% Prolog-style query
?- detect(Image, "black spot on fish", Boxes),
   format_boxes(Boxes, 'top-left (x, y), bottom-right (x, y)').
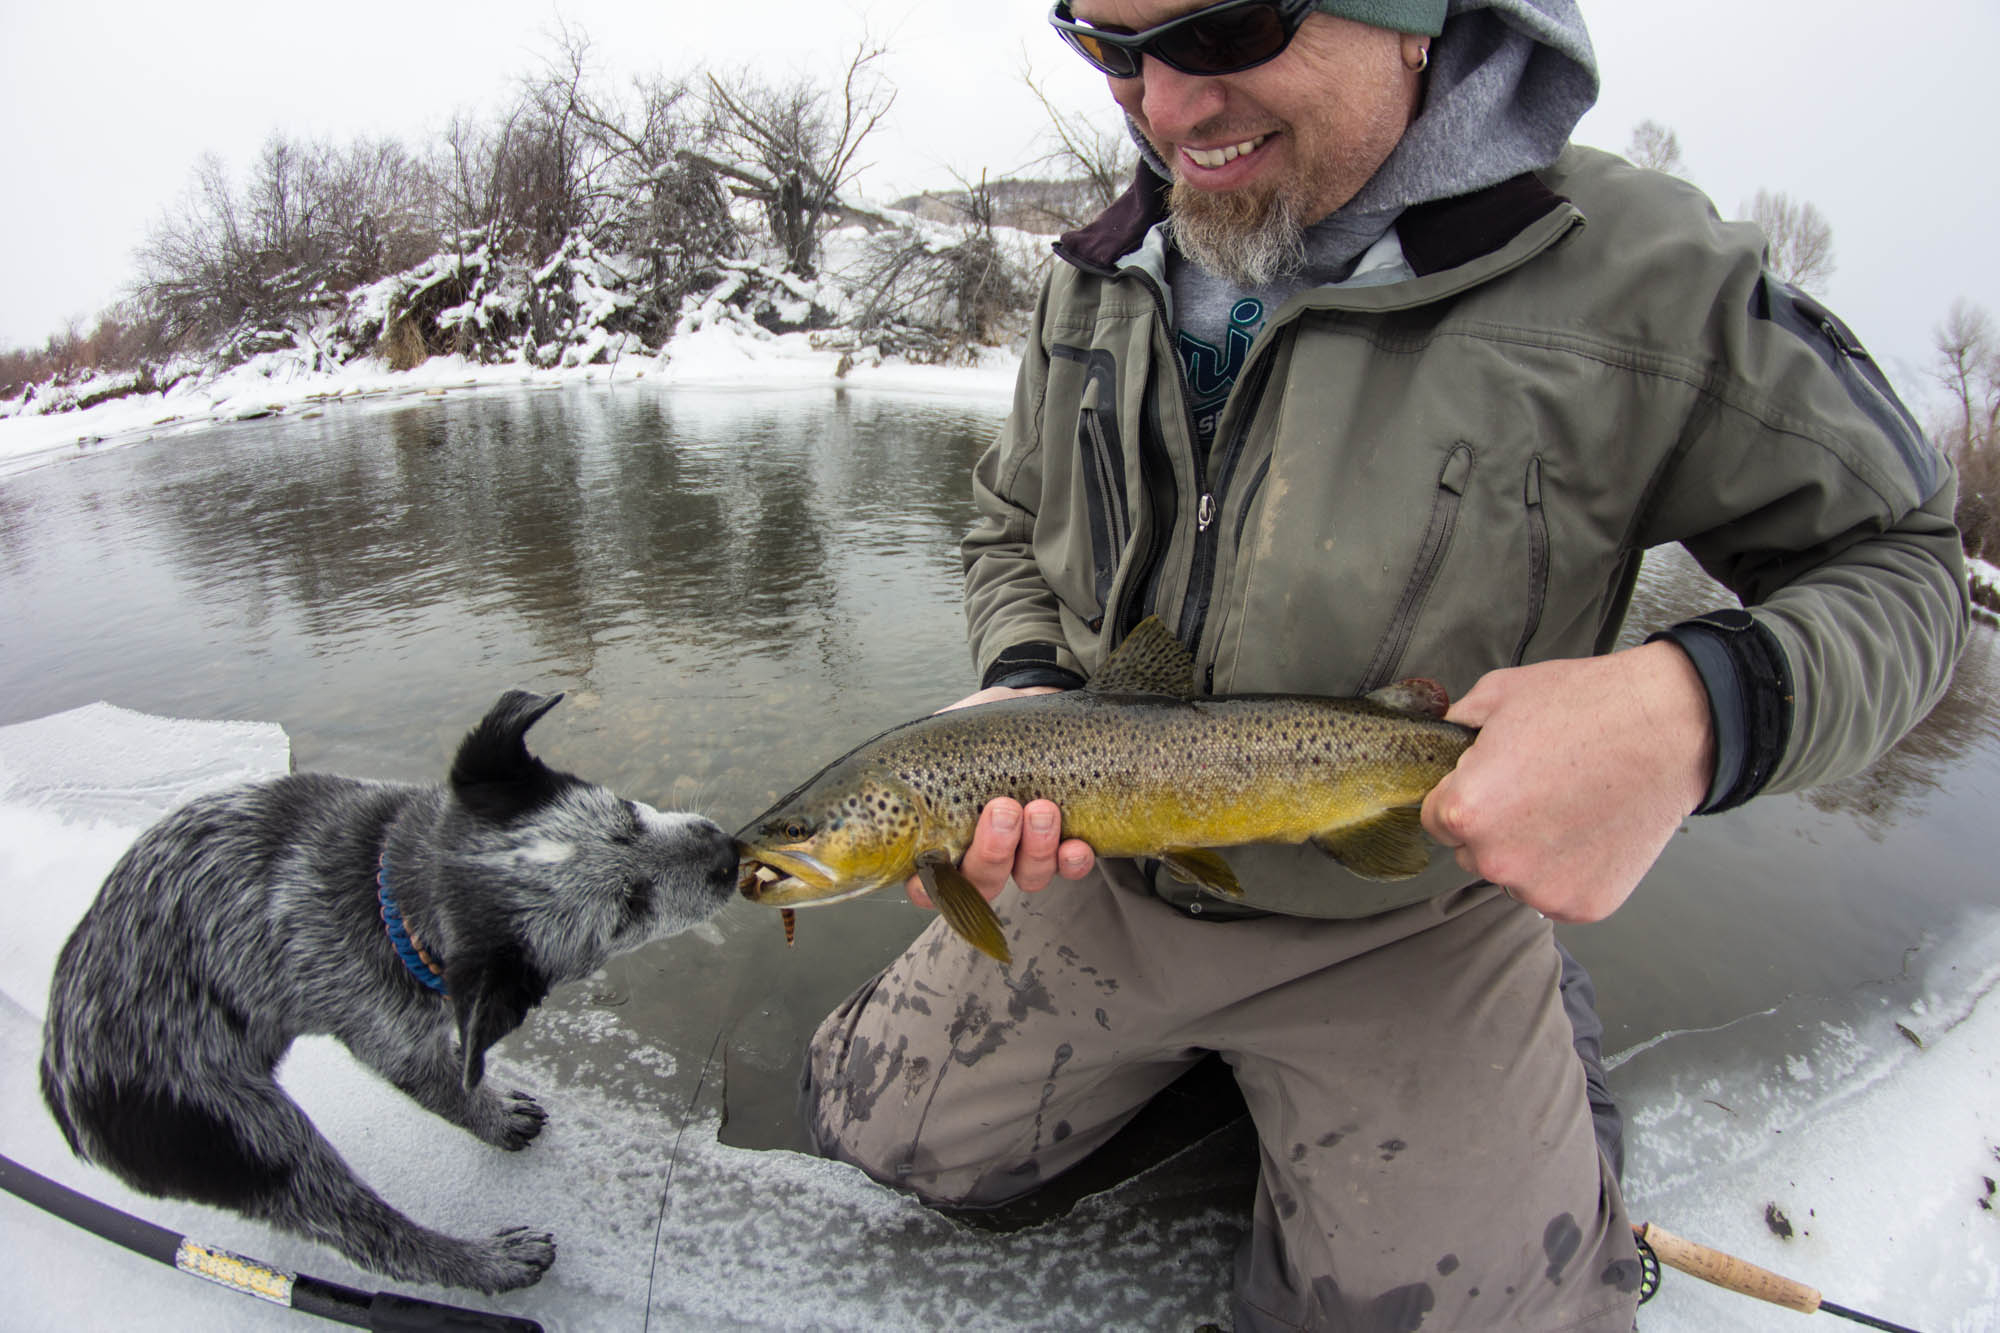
top-left (1289, 1142), bottom-right (1307, 1163)
top-left (1436, 1254), bottom-right (1459, 1277)
top-left (1365, 1283), bottom-right (1435, 1332)
top-left (1543, 1213), bottom-right (1582, 1284)
top-left (1601, 1258), bottom-right (1642, 1293)
top-left (1318, 1130), bottom-right (1344, 1148)
top-left (1275, 1191), bottom-right (1298, 1219)
top-left (1053, 1120), bottom-right (1071, 1142)
top-left (1094, 1008), bottom-right (1110, 1030)
top-left (1378, 1138), bottom-right (1407, 1162)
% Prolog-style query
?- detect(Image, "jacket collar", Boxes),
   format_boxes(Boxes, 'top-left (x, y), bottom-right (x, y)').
top-left (1053, 161), bottom-right (1570, 281)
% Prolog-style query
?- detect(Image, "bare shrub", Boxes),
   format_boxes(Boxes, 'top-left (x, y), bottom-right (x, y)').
top-left (137, 136), bottom-right (437, 357)
top-left (851, 171), bottom-right (1037, 363)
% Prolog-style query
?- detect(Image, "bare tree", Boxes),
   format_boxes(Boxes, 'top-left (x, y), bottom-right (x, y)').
top-left (1624, 119), bottom-right (1687, 176)
top-left (1020, 65), bottom-right (1138, 228)
top-left (693, 41), bottom-right (895, 276)
top-left (1930, 300), bottom-right (2000, 560)
top-left (1743, 188), bottom-right (1837, 295)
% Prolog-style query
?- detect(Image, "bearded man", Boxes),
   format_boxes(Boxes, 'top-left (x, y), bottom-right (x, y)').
top-left (801, 3), bottom-right (1968, 1329)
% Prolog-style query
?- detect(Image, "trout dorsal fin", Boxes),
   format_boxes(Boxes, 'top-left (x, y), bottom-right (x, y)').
top-left (1088, 615), bottom-right (1198, 698)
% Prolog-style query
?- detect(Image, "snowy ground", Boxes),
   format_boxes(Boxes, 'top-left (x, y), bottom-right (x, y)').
top-left (3, 344), bottom-right (1997, 1330)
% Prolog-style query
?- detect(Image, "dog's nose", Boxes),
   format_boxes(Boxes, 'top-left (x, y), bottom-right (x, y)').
top-left (704, 827), bottom-right (741, 885)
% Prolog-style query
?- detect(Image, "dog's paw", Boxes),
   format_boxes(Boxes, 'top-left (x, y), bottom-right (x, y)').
top-left (495, 1090), bottom-right (547, 1150)
top-left (470, 1088), bottom-right (547, 1150)
top-left (469, 1227), bottom-right (556, 1292)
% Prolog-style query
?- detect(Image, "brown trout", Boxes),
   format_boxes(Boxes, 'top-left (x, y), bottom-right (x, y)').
top-left (735, 616), bottom-right (1472, 963)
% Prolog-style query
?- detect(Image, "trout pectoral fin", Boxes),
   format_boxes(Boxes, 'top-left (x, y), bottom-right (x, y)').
top-left (1159, 848), bottom-right (1243, 898)
top-left (916, 851), bottom-right (1012, 965)
top-left (1310, 807), bottom-right (1434, 881)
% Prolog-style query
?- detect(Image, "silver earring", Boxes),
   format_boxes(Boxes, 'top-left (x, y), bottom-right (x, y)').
top-left (1408, 45), bottom-right (1430, 73)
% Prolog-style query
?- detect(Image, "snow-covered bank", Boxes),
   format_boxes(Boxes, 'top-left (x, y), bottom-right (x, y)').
top-left (2, 704), bottom-right (1996, 1331)
top-left (0, 320), bottom-right (1020, 481)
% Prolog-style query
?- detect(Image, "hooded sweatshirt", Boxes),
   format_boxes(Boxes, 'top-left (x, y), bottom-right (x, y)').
top-left (1160, 0), bottom-right (1599, 444)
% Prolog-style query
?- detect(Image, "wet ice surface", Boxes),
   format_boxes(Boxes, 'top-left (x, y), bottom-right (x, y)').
top-left (3, 704), bottom-right (1997, 1332)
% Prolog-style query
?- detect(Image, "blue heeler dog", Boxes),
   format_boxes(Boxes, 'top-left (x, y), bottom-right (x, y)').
top-left (39, 689), bottom-right (738, 1292)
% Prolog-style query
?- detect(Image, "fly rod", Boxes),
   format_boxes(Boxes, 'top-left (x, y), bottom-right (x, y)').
top-left (1, 1152), bottom-right (543, 1332)
top-left (1634, 1221), bottom-right (1926, 1332)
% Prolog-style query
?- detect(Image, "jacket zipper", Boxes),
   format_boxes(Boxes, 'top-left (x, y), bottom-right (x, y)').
top-left (1079, 404), bottom-right (1129, 612)
top-left (1105, 269), bottom-right (1207, 645)
top-left (1512, 456), bottom-right (1550, 665)
top-left (1177, 348), bottom-right (1277, 654)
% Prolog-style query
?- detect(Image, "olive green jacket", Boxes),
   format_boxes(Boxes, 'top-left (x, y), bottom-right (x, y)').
top-left (960, 145), bottom-right (1969, 918)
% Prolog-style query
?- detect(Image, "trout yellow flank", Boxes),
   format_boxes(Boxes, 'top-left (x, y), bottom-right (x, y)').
top-left (735, 617), bottom-right (1472, 963)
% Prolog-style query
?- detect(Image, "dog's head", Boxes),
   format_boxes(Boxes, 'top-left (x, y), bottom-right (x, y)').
top-left (433, 689), bottom-right (737, 1088)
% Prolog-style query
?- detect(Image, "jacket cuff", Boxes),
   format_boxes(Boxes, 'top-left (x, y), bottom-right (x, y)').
top-left (981, 642), bottom-right (1087, 692)
top-left (1647, 610), bottom-right (1794, 814)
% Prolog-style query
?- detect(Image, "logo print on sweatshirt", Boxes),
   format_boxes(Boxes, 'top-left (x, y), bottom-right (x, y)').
top-left (1176, 298), bottom-right (1265, 448)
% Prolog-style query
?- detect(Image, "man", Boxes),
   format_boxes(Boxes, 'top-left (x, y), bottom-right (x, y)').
top-left (803, 1), bottom-right (1968, 1329)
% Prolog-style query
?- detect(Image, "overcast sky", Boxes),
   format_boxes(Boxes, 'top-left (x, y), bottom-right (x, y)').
top-left (4, 0), bottom-right (1995, 408)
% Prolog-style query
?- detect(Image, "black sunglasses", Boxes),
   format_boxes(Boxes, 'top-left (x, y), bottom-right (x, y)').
top-left (1050, 0), bottom-right (1318, 79)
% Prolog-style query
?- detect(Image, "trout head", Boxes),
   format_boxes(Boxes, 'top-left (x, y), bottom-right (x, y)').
top-left (734, 769), bottom-right (925, 907)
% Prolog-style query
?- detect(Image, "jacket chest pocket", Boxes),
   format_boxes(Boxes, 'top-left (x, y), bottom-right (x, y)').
top-left (1353, 446), bottom-right (1553, 692)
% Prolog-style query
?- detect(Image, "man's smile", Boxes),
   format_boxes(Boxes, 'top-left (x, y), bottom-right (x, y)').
top-left (1182, 133), bottom-right (1272, 170)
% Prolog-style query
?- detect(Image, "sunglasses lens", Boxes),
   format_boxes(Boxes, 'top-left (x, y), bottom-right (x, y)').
top-left (1157, 5), bottom-right (1289, 73)
top-left (1070, 27), bottom-right (1141, 77)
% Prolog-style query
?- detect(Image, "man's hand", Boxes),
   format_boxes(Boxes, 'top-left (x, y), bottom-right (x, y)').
top-left (1419, 641), bottom-right (1714, 923)
top-left (906, 686), bottom-right (1097, 908)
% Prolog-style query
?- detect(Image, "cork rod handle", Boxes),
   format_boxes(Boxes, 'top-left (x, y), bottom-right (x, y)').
top-left (1637, 1222), bottom-right (1823, 1314)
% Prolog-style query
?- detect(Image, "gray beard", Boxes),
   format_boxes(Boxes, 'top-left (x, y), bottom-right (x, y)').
top-left (1165, 178), bottom-right (1312, 287)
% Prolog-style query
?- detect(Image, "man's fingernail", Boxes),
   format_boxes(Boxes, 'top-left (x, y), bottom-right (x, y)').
top-left (1029, 808), bottom-right (1057, 834)
top-left (992, 805), bottom-right (1020, 834)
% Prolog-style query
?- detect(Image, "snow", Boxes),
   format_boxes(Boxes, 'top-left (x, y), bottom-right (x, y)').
top-left (0, 320), bottom-right (1019, 482)
top-left (2, 701), bottom-right (1995, 1331)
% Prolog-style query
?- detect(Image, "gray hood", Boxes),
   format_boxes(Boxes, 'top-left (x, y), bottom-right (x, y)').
top-left (1134, 0), bottom-right (1600, 270)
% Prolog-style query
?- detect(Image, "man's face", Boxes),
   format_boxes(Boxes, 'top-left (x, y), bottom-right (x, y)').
top-left (1071, 0), bottom-right (1422, 279)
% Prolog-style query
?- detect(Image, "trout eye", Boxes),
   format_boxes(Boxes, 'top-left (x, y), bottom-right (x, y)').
top-left (782, 819), bottom-right (813, 840)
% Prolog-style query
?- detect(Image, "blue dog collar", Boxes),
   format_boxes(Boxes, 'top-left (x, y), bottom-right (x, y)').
top-left (376, 857), bottom-right (449, 995)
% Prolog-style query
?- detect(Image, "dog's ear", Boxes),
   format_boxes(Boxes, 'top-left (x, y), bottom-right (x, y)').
top-left (449, 944), bottom-right (551, 1090)
top-left (451, 691), bottom-right (566, 818)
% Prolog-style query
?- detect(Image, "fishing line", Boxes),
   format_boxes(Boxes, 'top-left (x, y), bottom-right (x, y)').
top-left (642, 1026), bottom-right (725, 1333)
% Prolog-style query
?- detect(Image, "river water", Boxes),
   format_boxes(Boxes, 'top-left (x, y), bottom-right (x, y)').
top-left (3, 382), bottom-right (1996, 1157)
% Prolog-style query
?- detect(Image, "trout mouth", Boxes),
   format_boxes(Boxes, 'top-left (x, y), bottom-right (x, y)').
top-left (736, 845), bottom-right (897, 908)
top-left (736, 844), bottom-right (838, 904)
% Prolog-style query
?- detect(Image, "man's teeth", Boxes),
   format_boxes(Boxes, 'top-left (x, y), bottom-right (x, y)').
top-left (1184, 136), bottom-right (1267, 169)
